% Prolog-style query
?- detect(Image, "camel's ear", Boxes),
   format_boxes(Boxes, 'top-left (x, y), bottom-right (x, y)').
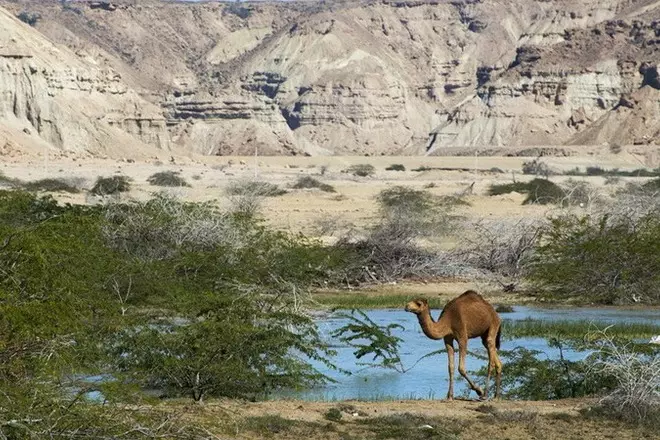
top-left (416, 298), bottom-right (428, 306)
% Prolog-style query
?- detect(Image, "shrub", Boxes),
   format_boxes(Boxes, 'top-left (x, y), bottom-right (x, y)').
top-left (385, 164), bottom-right (406, 171)
top-left (488, 179), bottom-right (565, 205)
top-left (336, 186), bottom-right (462, 282)
top-left (642, 177), bottom-right (660, 192)
top-left (324, 408), bottom-right (343, 422)
top-left (91, 175), bottom-right (131, 196)
top-left (605, 175), bottom-right (621, 185)
top-left (474, 342), bottom-right (612, 400)
top-left (589, 331), bottom-right (660, 424)
top-left (488, 181), bottom-right (530, 196)
top-left (523, 179), bottom-right (564, 204)
top-left (345, 164), bottom-right (375, 177)
top-left (528, 212), bottom-right (660, 304)
top-left (17, 11), bottom-right (40, 26)
top-left (455, 218), bottom-right (542, 285)
top-left (292, 176), bottom-right (335, 192)
top-left (586, 166), bottom-right (606, 176)
top-left (225, 3), bottom-right (251, 19)
top-left (225, 179), bottom-right (285, 197)
top-left (561, 179), bottom-right (603, 208)
top-left (522, 159), bottom-right (552, 177)
top-left (147, 171), bottom-right (190, 187)
top-left (22, 178), bottom-right (80, 193)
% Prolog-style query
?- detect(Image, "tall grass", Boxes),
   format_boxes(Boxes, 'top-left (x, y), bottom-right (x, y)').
top-left (503, 319), bottom-right (660, 339)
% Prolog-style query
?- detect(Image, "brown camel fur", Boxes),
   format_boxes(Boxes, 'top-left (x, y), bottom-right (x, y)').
top-left (404, 290), bottom-right (502, 400)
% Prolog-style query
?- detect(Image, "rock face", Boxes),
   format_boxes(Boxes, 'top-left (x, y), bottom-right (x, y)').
top-left (0, 7), bottom-right (170, 157)
top-left (1, 0), bottom-right (659, 157)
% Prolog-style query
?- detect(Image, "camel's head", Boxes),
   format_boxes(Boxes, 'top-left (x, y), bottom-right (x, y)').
top-left (404, 298), bottom-right (428, 315)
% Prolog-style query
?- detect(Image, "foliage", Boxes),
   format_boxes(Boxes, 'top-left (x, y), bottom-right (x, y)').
top-left (589, 331), bottom-right (660, 423)
top-left (147, 171), bottom-right (190, 187)
top-left (487, 181), bottom-right (530, 196)
top-left (385, 164), bottom-right (406, 171)
top-left (475, 342), bottom-right (613, 400)
top-left (114, 296), bottom-right (333, 401)
top-left (292, 176), bottom-right (335, 192)
top-left (332, 310), bottom-right (404, 372)
top-left (357, 413), bottom-right (462, 440)
top-left (454, 218), bottom-right (542, 287)
top-left (345, 164), bottom-right (376, 177)
top-left (324, 408), bottom-right (343, 422)
top-left (91, 175), bottom-right (131, 196)
top-left (226, 179), bottom-right (286, 197)
top-left (17, 11), bottom-right (40, 26)
top-left (225, 3), bottom-right (251, 19)
top-left (336, 186), bottom-right (462, 282)
top-left (528, 212), bottom-right (660, 304)
top-left (521, 159), bottom-right (552, 177)
top-left (488, 178), bottom-right (565, 205)
top-left (22, 177), bottom-right (81, 193)
top-left (0, 189), bottom-right (352, 432)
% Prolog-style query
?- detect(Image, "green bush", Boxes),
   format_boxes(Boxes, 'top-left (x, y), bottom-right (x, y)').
top-left (292, 176), bottom-right (335, 192)
top-left (528, 213), bottom-right (660, 304)
top-left (22, 178), bottom-right (80, 193)
top-left (91, 175), bottom-right (131, 196)
top-left (324, 408), bottom-right (343, 422)
top-left (345, 164), bottom-right (375, 177)
top-left (0, 190), bottom-right (350, 417)
top-left (17, 11), bottom-right (40, 26)
top-left (488, 179), bottom-right (565, 205)
top-left (522, 159), bottom-right (552, 177)
top-left (487, 181), bottom-right (530, 196)
top-left (385, 164), bottom-right (406, 171)
top-left (147, 171), bottom-right (190, 187)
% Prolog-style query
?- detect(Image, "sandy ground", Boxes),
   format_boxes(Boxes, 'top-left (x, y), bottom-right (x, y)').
top-left (171, 397), bottom-right (653, 439)
top-left (1, 153), bottom-right (653, 236)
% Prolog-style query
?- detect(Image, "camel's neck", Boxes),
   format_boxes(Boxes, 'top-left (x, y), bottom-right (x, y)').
top-left (417, 309), bottom-right (450, 340)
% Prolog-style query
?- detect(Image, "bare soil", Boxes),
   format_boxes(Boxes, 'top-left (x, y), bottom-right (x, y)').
top-left (171, 397), bottom-right (653, 439)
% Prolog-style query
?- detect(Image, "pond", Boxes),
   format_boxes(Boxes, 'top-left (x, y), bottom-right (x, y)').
top-left (277, 306), bottom-right (660, 401)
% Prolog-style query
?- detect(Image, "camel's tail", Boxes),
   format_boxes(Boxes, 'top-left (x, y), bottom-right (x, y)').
top-left (496, 327), bottom-right (502, 350)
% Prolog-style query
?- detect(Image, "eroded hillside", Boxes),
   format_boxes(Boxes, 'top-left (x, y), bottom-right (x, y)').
top-left (1, 0), bottom-right (659, 157)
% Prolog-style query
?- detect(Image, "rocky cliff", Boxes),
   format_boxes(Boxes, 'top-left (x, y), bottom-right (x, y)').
top-left (0, 6), bottom-right (170, 158)
top-left (1, 0), bottom-right (659, 157)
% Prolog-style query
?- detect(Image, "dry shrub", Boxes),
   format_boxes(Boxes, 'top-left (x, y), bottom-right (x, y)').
top-left (589, 331), bottom-right (660, 423)
top-left (454, 218), bottom-right (544, 289)
top-left (103, 194), bottom-right (245, 261)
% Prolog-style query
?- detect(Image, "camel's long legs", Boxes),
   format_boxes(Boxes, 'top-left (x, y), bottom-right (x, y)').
top-left (493, 346), bottom-right (503, 399)
top-left (458, 339), bottom-right (484, 398)
top-left (444, 336), bottom-right (455, 400)
top-left (482, 336), bottom-right (492, 399)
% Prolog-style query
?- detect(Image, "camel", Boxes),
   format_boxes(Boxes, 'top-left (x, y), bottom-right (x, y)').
top-left (404, 290), bottom-right (502, 400)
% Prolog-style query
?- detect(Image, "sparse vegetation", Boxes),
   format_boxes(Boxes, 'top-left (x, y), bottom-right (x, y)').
top-left (522, 159), bottom-right (552, 178)
top-left (335, 186), bottom-right (464, 282)
top-left (17, 11), bottom-right (40, 26)
top-left (345, 164), bottom-right (376, 177)
top-left (528, 212), bottom-right (660, 304)
top-left (324, 407), bottom-right (343, 422)
top-left (488, 179), bottom-right (566, 205)
top-left (91, 175), bottom-right (131, 196)
top-left (226, 179), bottom-right (286, 197)
top-left (385, 164), bottom-right (406, 171)
top-left (292, 176), bottom-right (336, 192)
top-left (21, 177), bottom-right (81, 193)
top-left (357, 413), bottom-right (463, 440)
top-left (147, 171), bottom-right (190, 187)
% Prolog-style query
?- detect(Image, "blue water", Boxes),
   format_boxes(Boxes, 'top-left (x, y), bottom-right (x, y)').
top-left (277, 306), bottom-right (659, 400)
